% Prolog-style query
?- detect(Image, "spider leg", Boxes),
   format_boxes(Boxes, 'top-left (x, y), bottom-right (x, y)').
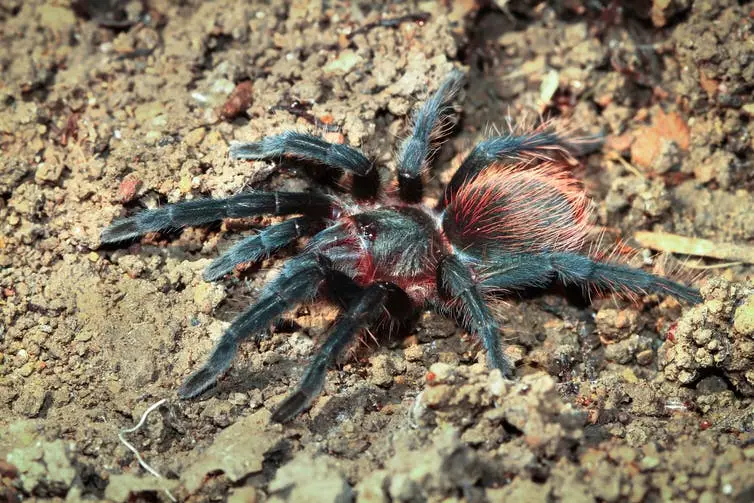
top-left (203, 216), bottom-right (323, 281)
top-left (479, 253), bottom-right (701, 304)
top-left (441, 131), bottom-right (573, 208)
top-left (397, 69), bottom-right (464, 203)
top-left (230, 131), bottom-right (373, 176)
top-left (100, 191), bottom-right (333, 243)
top-left (478, 254), bottom-right (558, 291)
top-left (271, 281), bottom-right (399, 423)
top-left (178, 253), bottom-right (333, 399)
top-left (549, 252), bottom-right (702, 304)
top-left (437, 255), bottom-right (514, 378)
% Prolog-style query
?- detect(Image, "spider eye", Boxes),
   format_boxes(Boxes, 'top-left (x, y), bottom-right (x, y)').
top-left (355, 219), bottom-right (378, 242)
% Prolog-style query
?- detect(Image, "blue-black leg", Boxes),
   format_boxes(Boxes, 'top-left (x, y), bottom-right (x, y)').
top-left (397, 69), bottom-right (464, 203)
top-left (479, 252), bottom-right (701, 304)
top-left (437, 255), bottom-right (514, 378)
top-left (178, 254), bottom-right (332, 399)
top-left (230, 131), bottom-right (374, 176)
top-left (549, 253), bottom-right (702, 304)
top-left (203, 216), bottom-right (322, 281)
top-left (100, 191), bottom-right (333, 243)
top-left (442, 131), bottom-right (568, 208)
top-left (271, 281), bottom-right (400, 423)
top-left (479, 254), bottom-right (557, 291)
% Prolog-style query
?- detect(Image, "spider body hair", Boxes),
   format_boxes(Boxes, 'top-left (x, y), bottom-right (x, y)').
top-left (101, 70), bottom-right (700, 423)
top-left (442, 162), bottom-right (589, 257)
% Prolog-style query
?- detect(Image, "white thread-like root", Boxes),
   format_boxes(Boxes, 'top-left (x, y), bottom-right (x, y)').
top-left (117, 398), bottom-right (177, 502)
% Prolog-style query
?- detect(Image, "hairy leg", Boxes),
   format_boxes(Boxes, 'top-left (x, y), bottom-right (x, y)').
top-left (100, 191), bottom-right (333, 243)
top-left (397, 69), bottom-right (464, 203)
top-left (478, 254), bottom-right (558, 291)
top-left (178, 253), bottom-right (332, 399)
top-left (230, 131), bottom-right (374, 176)
top-left (549, 252), bottom-right (702, 304)
top-left (271, 281), bottom-right (399, 423)
top-left (441, 131), bottom-right (573, 208)
top-left (203, 216), bottom-right (323, 281)
top-left (479, 252), bottom-right (701, 304)
top-left (437, 255), bottom-right (514, 378)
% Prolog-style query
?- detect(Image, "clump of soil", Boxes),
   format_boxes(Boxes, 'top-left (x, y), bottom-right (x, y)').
top-left (661, 278), bottom-right (754, 396)
top-left (2, 1), bottom-right (754, 502)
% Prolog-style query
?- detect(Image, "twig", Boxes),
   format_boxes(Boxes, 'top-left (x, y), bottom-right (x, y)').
top-left (634, 231), bottom-right (754, 264)
top-left (606, 150), bottom-right (645, 179)
top-left (348, 12), bottom-right (430, 39)
top-left (118, 398), bottom-right (177, 502)
top-left (679, 261), bottom-right (744, 270)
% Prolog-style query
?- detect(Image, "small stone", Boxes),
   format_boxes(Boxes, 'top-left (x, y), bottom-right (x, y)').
top-left (151, 114), bottom-right (167, 128)
top-left (428, 362), bottom-right (455, 383)
top-left (7, 440), bottom-right (75, 494)
top-left (622, 368), bottom-right (639, 383)
top-left (181, 410), bottom-right (282, 492)
top-left (144, 131), bottom-right (161, 144)
top-left (268, 453), bottom-right (352, 503)
top-left (14, 385), bottom-right (47, 417)
top-left (185, 128), bottom-right (206, 147)
top-left (104, 474), bottom-right (178, 502)
top-left (678, 370), bottom-right (695, 384)
top-left (117, 175), bottom-right (142, 203)
top-left (487, 369), bottom-right (509, 397)
top-left (193, 282), bottom-right (226, 314)
top-left (205, 130), bottom-right (226, 147)
top-left (88, 252), bottom-right (99, 262)
top-left (228, 486), bottom-right (258, 503)
top-left (38, 5), bottom-right (76, 31)
top-left (179, 174), bottom-right (192, 194)
top-left (639, 455), bottom-right (660, 471)
top-left (35, 149), bottom-right (65, 183)
top-left (693, 328), bottom-right (713, 346)
top-left (324, 50), bottom-right (362, 75)
top-left (134, 102), bottom-right (166, 123)
top-left (18, 362), bottom-right (36, 377)
top-left (636, 349), bottom-right (654, 366)
top-left (403, 344), bottom-right (423, 362)
top-left (733, 296), bottom-right (754, 336)
top-left (369, 354), bottom-right (405, 388)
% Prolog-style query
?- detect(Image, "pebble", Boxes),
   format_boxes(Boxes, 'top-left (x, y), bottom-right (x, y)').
top-left (19, 362), bottom-right (36, 377)
top-left (323, 50), bottom-right (362, 75)
top-left (185, 127), bottom-right (206, 147)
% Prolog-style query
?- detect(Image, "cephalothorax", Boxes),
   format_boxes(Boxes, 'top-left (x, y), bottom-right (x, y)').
top-left (101, 70), bottom-right (700, 422)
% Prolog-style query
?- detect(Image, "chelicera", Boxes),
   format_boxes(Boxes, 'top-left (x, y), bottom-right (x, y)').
top-left (101, 70), bottom-right (700, 422)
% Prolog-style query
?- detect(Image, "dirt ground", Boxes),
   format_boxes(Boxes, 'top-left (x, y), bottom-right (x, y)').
top-left (2, 0), bottom-right (754, 501)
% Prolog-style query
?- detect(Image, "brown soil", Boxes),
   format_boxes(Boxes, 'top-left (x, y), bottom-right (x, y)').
top-left (2, 1), bottom-right (754, 502)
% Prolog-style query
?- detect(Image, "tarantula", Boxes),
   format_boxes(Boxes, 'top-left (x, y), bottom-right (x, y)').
top-left (101, 70), bottom-right (700, 423)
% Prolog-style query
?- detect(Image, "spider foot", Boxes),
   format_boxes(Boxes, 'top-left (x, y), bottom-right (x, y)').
top-left (178, 366), bottom-right (222, 399)
top-left (271, 390), bottom-right (314, 423)
top-left (100, 216), bottom-right (143, 243)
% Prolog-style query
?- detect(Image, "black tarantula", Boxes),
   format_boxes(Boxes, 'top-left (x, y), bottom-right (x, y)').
top-left (101, 70), bottom-right (701, 423)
